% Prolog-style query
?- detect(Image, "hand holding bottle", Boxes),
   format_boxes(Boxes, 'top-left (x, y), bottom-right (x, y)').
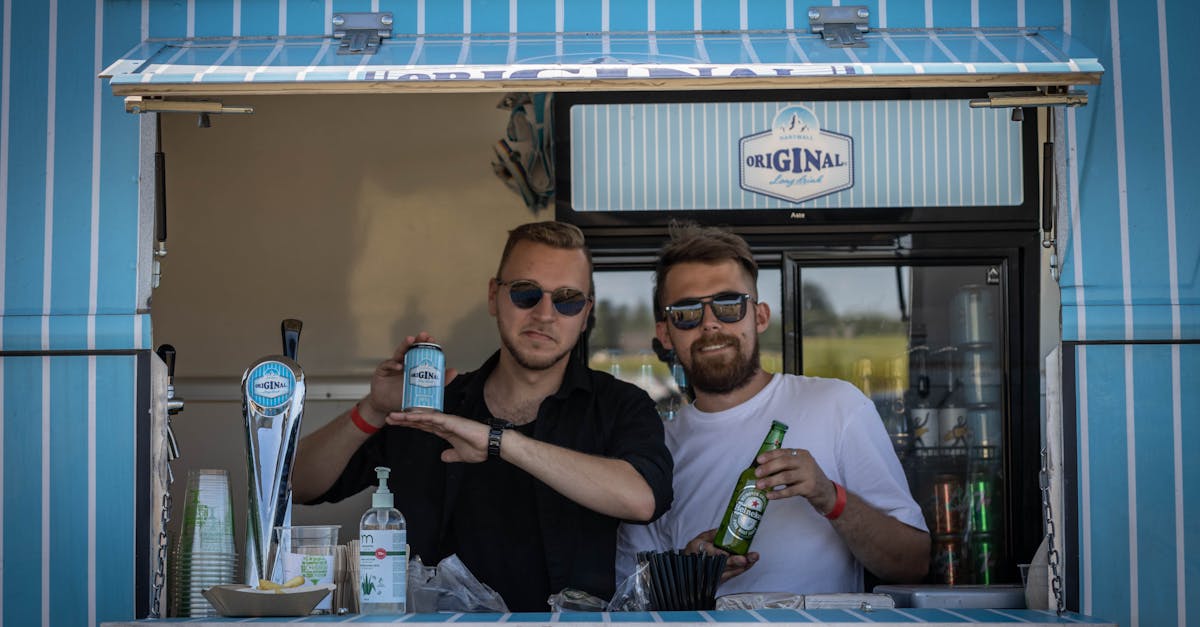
top-left (752, 447), bottom-right (839, 515)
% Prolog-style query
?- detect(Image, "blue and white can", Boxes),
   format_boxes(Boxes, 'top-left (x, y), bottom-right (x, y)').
top-left (403, 343), bottom-right (445, 412)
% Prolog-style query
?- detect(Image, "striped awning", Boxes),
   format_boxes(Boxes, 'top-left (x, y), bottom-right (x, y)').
top-left (103, 27), bottom-right (1102, 96)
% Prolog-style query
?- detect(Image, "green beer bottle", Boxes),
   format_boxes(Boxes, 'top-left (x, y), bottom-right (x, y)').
top-left (714, 420), bottom-right (789, 555)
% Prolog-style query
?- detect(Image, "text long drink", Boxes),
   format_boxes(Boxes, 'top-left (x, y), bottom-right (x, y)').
top-left (714, 420), bottom-right (789, 555)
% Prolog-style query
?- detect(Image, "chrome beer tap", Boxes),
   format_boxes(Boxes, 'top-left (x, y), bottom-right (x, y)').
top-left (242, 320), bottom-right (306, 586)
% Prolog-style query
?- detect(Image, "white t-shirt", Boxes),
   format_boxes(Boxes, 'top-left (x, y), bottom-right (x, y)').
top-left (617, 373), bottom-right (927, 596)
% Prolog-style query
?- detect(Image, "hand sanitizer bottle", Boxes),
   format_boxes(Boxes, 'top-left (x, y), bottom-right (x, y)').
top-left (359, 466), bottom-right (406, 614)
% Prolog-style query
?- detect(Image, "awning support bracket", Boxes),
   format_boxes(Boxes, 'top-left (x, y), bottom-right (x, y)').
top-left (808, 5), bottom-right (870, 49)
top-left (124, 96), bottom-right (254, 116)
top-left (333, 12), bottom-right (392, 55)
top-left (968, 86), bottom-right (1089, 110)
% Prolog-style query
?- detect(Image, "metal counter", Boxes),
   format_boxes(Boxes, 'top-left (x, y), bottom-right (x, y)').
top-left (104, 608), bottom-right (1116, 625)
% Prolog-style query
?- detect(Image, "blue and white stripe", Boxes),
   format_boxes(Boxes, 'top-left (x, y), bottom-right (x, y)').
top-left (2, 1), bottom-right (1199, 626)
top-left (1059, 0), bottom-right (1198, 624)
top-left (571, 100), bottom-right (1021, 211)
top-left (102, 27), bottom-right (1102, 92)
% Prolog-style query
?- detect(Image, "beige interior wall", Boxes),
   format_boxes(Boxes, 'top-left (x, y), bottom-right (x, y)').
top-left (151, 93), bottom-right (535, 571)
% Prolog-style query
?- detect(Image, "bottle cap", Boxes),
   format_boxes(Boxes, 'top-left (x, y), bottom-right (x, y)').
top-left (372, 466), bottom-right (393, 509)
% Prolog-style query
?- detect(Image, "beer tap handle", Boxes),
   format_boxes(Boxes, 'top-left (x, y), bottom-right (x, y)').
top-left (281, 319), bottom-right (303, 362)
top-left (155, 343), bottom-right (182, 460)
top-left (156, 344), bottom-right (176, 384)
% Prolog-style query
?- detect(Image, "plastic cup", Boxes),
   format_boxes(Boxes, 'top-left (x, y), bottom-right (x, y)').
top-left (170, 469), bottom-right (236, 617)
top-left (269, 525), bottom-right (339, 613)
top-left (179, 469), bottom-right (235, 555)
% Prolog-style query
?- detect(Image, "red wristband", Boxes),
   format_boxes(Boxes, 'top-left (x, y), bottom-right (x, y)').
top-left (825, 481), bottom-right (847, 520)
top-left (350, 403), bottom-right (380, 435)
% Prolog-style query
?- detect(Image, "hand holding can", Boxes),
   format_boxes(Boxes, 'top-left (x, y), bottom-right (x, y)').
top-left (403, 342), bottom-right (445, 412)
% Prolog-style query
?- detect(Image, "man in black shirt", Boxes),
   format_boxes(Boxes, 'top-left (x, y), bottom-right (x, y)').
top-left (293, 221), bottom-right (673, 611)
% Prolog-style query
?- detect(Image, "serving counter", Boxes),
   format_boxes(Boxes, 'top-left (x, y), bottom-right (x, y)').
top-left (104, 608), bottom-right (1116, 626)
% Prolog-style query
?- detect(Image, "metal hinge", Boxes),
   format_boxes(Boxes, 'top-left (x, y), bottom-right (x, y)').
top-left (332, 12), bottom-right (393, 55)
top-left (808, 5), bottom-right (870, 48)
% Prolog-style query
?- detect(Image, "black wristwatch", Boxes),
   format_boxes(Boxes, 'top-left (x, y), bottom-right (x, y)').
top-left (487, 419), bottom-right (513, 458)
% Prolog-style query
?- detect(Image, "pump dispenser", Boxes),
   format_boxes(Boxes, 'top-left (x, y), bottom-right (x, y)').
top-left (359, 466), bottom-right (407, 614)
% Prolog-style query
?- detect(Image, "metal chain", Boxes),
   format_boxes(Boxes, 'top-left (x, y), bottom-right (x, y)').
top-left (1039, 448), bottom-right (1065, 615)
top-left (150, 485), bottom-right (172, 618)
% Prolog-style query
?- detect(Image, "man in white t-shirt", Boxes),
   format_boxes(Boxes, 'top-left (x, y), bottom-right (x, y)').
top-left (617, 225), bottom-right (930, 596)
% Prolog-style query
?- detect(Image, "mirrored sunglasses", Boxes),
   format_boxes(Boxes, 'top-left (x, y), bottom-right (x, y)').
top-left (498, 279), bottom-right (592, 317)
top-left (663, 292), bottom-right (753, 330)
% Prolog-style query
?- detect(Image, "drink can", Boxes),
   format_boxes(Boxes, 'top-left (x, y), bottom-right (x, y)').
top-left (910, 405), bottom-right (939, 448)
top-left (950, 284), bottom-right (996, 347)
top-left (969, 533), bottom-right (1001, 585)
top-left (959, 347), bottom-right (1001, 405)
top-left (939, 404), bottom-right (968, 451)
top-left (967, 472), bottom-right (999, 534)
top-left (402, 343), bottom-right (444, 412)
top-left (933, 474), bottom-right (964, 536)
top-left (965, 405), bottom-right (1003, 459)
top-left (932, 535), bottom-right (965, 585)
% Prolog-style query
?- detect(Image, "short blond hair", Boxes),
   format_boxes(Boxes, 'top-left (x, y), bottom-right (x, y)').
top-left (496, 221), bottom-right (594, 295)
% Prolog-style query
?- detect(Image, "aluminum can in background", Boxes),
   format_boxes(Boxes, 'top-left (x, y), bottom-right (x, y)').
top-left (967, 472), bottom-right (1000, 534)
top-left (403, 343), bottom-right (444, 412)
top-left (939, 404), bottom-right (969, 451)
top-left (950, 284), bottom-right (997, 347)
top-left (965, 405), bottom-right (1003, 459)
top-left (910, 405), bottom-right (938, 448)
top-left (969, 534), bottom-right (1001, 585)
top-left (959, 347), bottom-right (1001, 405)
top-left (933, 474), bottom-right (964, 536)
top-left (932, 535), bottom-right (965, 585)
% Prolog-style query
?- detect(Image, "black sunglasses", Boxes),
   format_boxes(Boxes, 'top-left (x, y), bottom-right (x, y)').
top-left (497, 279), bottom-right (592, 317)
top-left (663, 292), bottom-right (754, 330)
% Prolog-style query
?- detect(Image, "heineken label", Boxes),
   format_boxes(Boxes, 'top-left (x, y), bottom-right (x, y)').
top-left (725, 486), bottom-right (767, 540)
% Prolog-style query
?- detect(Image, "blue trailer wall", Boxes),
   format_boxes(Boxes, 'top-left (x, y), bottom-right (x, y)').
top-left (1060, 2), bottom-right (1200, 627)
top-left (0, 1), bottom-right (1196, 626)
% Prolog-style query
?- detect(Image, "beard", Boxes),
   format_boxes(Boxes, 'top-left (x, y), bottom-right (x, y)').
top-left (684, 331), bottom-right (760, 394)
top-left (499, 326), bottom-right (576, 371)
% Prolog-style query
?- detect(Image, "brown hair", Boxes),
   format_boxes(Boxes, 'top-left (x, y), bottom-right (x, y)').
top-left (496, 221), bottom-right (594, 295)
top-left (653, 223), bottom-right (758, 320)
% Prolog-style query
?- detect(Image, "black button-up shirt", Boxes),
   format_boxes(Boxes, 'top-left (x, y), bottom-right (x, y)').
top-left (314, 350), bottom-right (673, 606)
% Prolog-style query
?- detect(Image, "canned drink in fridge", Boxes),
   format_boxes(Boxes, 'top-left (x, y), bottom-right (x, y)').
top-left (965, 405), bottom-right (1003, 458)
top-left (933, 474), bottom-right (964, 536)
top-left (939, 404), bottom-right (969, 450)
top-left (967, 472), bottom-right (1000, 534)
top-left (950, 284), bottom-right (997, 347)
top-left (959, 347), bottom-right (1001, 405)
top-left (969, 534), bottom-right (1001, 585)
top-left (402, 343), bottom-right (445, 412)
top-left (932, 535), bottom-right (965, 585)
top-left (910, 405), bottom-right (939, 448)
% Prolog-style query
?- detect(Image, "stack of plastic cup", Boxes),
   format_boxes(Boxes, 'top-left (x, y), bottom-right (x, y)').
top-left (168, 469), bottom-right (237, 617)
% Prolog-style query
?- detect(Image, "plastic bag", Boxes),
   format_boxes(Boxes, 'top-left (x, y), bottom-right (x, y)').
top-left (408, 554), bottom-right (509, 613)
top-left (548, 588), bottom-right (607, 612)
top-left (607, 561), bottom-right (652, 611)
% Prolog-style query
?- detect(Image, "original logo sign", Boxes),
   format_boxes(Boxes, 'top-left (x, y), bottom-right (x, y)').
top-left (254, 373), bottom-right (291, 398)
top-left (248, 361), bottom-right (296, 409)
top-left (739, 105), bottom-right (854, 203)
